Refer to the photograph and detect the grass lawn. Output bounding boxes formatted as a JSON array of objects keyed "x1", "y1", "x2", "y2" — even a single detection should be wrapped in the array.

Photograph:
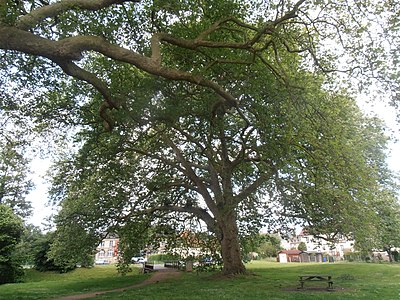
[
  {"x1": 0, "y1": 261, "x2": 399, "y2": 299},
  {"x1": 0, "y1": 265, "x2": 148, "y2": 300}
]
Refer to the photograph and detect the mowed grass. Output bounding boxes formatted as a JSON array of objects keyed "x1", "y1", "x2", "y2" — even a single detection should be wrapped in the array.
[
  {"x1": 1, "y1": 261, "x2": 399, "y2": 300},
  {"x1": 0, "y1": 265, "x2": 148, "y2": 300},
  {"x1": 96, "y1": 261, "x2": 400, "y2": 300}
]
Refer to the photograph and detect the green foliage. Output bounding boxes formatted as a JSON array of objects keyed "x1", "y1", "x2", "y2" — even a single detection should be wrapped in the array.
[
  {"x1": 34, "y1": 232, "x2": 76, "y2": 273},
  {"x1": 256, "y1": 234, "x2": 283, "y2": 258},
  {"x1": 0, "y1": 139, "x2": 33, "y2": 218},
  {"x1": 147, "y1": 253, "x2": 180, "y2": 262},
  {"x1": 392, "y1": 250, "x2": 399, "y2": 262},
  {"x1": 1, "y1": 262, "x2": 400, "y2": 299},
  {"x1": 297, "y1": 242, "x2": 307, "y2": 251},
  {"x1": 1, "y1": 0, "x2": 399, "y2": 275},
  {"x1": 0, "y1": 204, "x2": 24, "y2": 284},
  {"x1": 353, "y1": 189, "x2": 400, "y2": 258},
  {"x1": 13, "y1": 224, "x2": 44, "y2": 266},
  {"x1": 115, "y1": 259, "x2": 132, "y2": 276},
  {"x1": 0, "y1": 265, "x2": 145, "y2": 300}
]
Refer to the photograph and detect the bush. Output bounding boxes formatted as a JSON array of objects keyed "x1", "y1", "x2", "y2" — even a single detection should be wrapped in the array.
[
  {"x1": 392, "y1": 250, "x2": 399, "y2": 262},
  {"x1": 147, "y1": 253, "x2": 180, "y2": 262},
  {"x1": 297, "y1": 242, "x2": 307, "y2": 251},
  {"x1": 0, "y1": 204, "x2": 24, "y2": 284},
  {"x1": 34, "y1": 233, "x2": 76, "y2": 273},
  {"x1": 0, "y1": 261, "x2": 24, "y2": 284}
]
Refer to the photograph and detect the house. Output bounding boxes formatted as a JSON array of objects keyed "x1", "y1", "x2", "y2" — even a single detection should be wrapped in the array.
[
  {"x1": 277, "y1": 250, "x2": 308, "y2": 263},
  {"x1": 94, "y1": 235, "x2": 119, "y2": 264},
  {"x1": 283, "y1": 229, "x2": 355, "y2": 260}
]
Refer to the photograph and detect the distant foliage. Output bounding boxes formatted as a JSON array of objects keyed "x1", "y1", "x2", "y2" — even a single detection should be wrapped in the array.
[
  {"x1": 256, "y1": 234, "x2": 283, "y2": 258},
  {"x1": 13, "y1": 224, "x2": 44, "y2": 267},
  {"x1": 34, "y1": 233, "x2": 76, "y2": 273},
  {"x1": 297, "y1": 242, "x2": 307, "y2": 251},
  {"x1": 0, "y1": 204, "x2": 24, "y2": 284},
  {"x1": 147, "y1": 253, "x2": 180, "y2": 262}
]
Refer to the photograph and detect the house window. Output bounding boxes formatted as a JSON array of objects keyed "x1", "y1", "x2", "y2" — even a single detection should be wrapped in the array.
[
  {"x1": 100, "y1": 241, "x2": 105, "y2": 247},
  {"x1": 99, "y1": 250, "x2": 105, "y2": 257},
  {"x1": 109, "y1": 240, "x2": 114, "y2": 247},
  {"x1": 107, "y1": 250, "x2": 114, "y2": 257},
  {"x1": 340, "y1": 245, "x2": 344, "y2": 251}
]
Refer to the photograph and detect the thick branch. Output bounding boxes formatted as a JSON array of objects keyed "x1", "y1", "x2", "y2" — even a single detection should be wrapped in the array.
[
  {"x1": 0, "y1": 27, "x2": 239, "y2": 108},
  {"x1": 233, "y1": 164, "x2": 277, "y2": 205},
  {"x1": 57, "y1": 61, "x2": 119, "y2": 130},
  {"x1": 165, "y1": 138, "x2": 218, "y2": 215},
  {"x1": 16, "y1": 0, "x2": 139, "y2": 30},
  {"x1": 172, "y1": 126, "x2": 223, "y2": 199}
]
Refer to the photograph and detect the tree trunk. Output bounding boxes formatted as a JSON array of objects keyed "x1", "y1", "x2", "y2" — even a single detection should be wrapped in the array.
[
  {"x1": 218, "y1": 211, "x2": 246, "y2": 275},
  {"x1": 385, "y1": 248, "x2": 393, "y2": 262}
]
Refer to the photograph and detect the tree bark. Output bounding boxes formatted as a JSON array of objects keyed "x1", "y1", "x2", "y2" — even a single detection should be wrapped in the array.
[{"x1": 217, "y1": 211, "x2": 246, "y2": 275}]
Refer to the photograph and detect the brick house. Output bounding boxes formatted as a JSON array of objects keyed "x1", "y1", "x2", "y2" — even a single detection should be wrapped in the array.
[{"x1": 94, "y1": 235, "x2": 119, "y2": 264}]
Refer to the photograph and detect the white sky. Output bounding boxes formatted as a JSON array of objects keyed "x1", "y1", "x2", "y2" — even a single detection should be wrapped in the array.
[{"x1": 27, "y1": 158, "x2": 53, "y2": 228}]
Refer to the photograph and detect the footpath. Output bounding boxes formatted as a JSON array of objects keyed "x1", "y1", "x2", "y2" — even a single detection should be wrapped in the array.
[{"x1": 55, "y1": 268, "x2": 182, "y2": 300}]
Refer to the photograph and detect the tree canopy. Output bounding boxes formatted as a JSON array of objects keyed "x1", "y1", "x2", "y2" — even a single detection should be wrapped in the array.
[
  {"x1": 0, "y1": 119, "x2": 33, "y2": 218},
  {"x1": 0, "y1": 0, "x2": 399, "y2": 275}
]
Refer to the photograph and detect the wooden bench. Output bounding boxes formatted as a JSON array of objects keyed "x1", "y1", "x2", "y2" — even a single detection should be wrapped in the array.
[
  {"x1": 164, "y1": 261, "x2": 181, "y2": 269},
  {"x1": 299, "y1": 274, "x2": 333, "y2": 289},
  {"x1": 143, "y1": 263, "x2": 155, "y2": 273}
]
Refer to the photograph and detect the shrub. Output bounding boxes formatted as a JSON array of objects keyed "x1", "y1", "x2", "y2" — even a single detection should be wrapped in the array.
[
  {"x1": 0, "y1": 204, "x2": 24, "y2": 284},
  {"x1": 147, "y1": 253, "x2": 180, "y2": 262},
  {"x1": 34, "y1": 233, "x2": 76, "y2": 273}
]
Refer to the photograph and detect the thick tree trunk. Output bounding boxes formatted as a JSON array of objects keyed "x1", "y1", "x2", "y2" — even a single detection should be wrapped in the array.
[{"x1": 218, "y1": 211, "x2": 246, "y2": 275}]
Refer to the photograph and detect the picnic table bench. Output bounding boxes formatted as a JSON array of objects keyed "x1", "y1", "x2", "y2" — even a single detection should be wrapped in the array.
[{"x1": 299, "y1": 274, "x2": 333, "y2": 289}]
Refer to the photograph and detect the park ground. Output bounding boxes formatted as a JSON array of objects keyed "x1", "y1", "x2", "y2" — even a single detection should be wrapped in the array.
[{"x1": 0, "y1": 261, "x2": 399, "y2": 299}]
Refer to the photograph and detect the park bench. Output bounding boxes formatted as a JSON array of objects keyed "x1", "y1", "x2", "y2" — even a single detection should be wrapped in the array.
[
  {"x1": 143, "y1": 262, "x2": 155, "y2": 273},
  {"x1": 299, "y1": 274, "x2": 333, "y2": 290},
  {"x1": 164, "y1": 260, "x2": 181, "y2": 269}
]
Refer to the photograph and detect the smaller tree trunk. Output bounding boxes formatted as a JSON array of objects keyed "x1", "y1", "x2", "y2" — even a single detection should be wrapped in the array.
[{"x1": 385, "y1": 248, "x2": 394, "y2": 262}]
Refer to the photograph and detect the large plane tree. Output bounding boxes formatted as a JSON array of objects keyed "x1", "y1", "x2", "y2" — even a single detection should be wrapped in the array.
[{"x1": 0, "y1": 0, "x2": 398, "y2": 275}]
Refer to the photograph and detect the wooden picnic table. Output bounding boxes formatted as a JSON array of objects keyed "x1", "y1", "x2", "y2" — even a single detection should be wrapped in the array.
[{"x1": 299, "y1": 274, "x2": 333, "y2": 289}]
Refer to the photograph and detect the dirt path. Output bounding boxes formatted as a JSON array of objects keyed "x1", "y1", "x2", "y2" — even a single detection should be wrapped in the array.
[{"x1": 54, "y1": 269, "x2": 182, "y2": 300}]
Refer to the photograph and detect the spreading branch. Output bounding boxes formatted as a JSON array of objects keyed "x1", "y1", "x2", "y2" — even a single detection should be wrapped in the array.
[{"x1": 16, "y1": 0, "x2": 140, "y2": 30}]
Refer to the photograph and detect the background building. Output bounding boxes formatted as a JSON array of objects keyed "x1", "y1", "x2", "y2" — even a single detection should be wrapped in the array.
[
  {"x1": 94, "y1": 236, "x2": 119, "y2": 264},
  {"x1": 283, "y1": 229, "x2": 355, "y2": 260}
]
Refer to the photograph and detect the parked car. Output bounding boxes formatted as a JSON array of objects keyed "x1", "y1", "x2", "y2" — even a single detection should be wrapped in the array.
[
  {"x1": 95, "y1": 259, "x2": 110, "y2": 265},
  {"x1": 131, "y1": 256, "x2": 147, "y2": 264}
]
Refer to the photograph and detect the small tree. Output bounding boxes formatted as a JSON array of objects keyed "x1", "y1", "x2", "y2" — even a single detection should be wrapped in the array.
[
  {"x1": 297, "y1": 242, "x2": 307, "y2": 251},
  {"x1": 256, "y1": 234, "x2": 282, "y2": 258},
  {"x1": 34, "y1": 232, "x2": 76, "y2": 273},
  {"x1": 13, "y1": 224, "x2": 44, "y2": 267},
  {"x1": 0, "y1": 204, "x2": 24, "y2": 284}
]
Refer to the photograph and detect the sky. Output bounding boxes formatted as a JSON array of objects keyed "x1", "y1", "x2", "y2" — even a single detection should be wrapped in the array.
[
  {"x1": 27, "y1": 158, "x2": 54, "y2": 228},
  {"x1": 26, "y1": 100, "x2": 400, "y2": 228}
]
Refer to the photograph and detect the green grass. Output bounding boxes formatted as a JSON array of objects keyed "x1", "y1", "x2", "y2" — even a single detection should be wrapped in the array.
[
  {"x1": 1, "y1": 261, "x2": 399, "y2": 300},
  {"x1": 0, "y1": 265, "x2": 148, "y2": 300},
  {"x1": 95, "y1": 261, "x2": 400, "y2": 300}
]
